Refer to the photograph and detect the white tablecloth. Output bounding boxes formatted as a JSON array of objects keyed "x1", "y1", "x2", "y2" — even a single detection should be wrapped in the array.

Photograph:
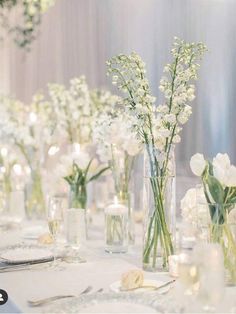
[{"x1": 0, "y1": 214, "x2": 236, "y2": 314}]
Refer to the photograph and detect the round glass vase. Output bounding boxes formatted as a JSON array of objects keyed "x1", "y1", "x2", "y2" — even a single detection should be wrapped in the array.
[
  {"x1": 143, "y1": 175, "x2": 176, "y2": 272},
  {"x1": 202, "y1": 203, "x2": 236, "y2": 286},
  {"x1": 25, "y1": 166, "x2": 45, "y2": 219}
]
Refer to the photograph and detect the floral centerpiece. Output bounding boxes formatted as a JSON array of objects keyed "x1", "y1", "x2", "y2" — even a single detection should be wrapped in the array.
[
  {"x1": 107, "y1": 37, "x2": 206, "y2": 270},
  {"x1": 93, "y1": 110, "x2": 141, "y2": 243},
  {"x1": 56, "y1": 151, "x2": 109, "y2": 209},
  {"x1": 0, "y1": 93, "x2": 54, "y2": 217},
  {"x1": 0, "y1": 0, "x2": 56, "y2": 49},
  {"x1": 48, "y1": 76, "x2": 93, "y2": 146},
  {"x1": 189, "y1": 153, "x2": 236, "y2": 284},
  {"x1": 0, "y1": 146, "x2": 18, "y2": 210}
]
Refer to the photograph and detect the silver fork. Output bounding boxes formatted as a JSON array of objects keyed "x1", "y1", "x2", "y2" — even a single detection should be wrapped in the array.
[{"x1": 28, "y1": 285, "x2": 93, "y2": 307}]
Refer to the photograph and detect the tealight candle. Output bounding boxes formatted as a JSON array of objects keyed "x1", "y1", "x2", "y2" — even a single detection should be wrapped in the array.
[
  {"x1": 105, "y1": 202, "x2": 128, "y2": 253},
  {"x1": 168, "y1": 254, "x2": 179, "y2": 277}
]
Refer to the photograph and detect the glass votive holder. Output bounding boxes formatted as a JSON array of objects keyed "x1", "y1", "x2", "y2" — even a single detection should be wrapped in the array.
[
  {"x1": 105, "y1": 202, "x2": 128, "y2": 253},
  {"x1": 168, "y1": 255, "x2": 179, "y2": 278},
  {"x1": 178, "y1": 252, "x2": 199, "y2": 295},
  {"x1": 193, "y1": 243, "x2": 225, "y2": 310}
]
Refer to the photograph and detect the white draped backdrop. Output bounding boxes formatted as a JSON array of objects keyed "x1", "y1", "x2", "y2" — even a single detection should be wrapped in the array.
[{"x1": 0, "y1": 0, "x2": 236, "y2": 171}]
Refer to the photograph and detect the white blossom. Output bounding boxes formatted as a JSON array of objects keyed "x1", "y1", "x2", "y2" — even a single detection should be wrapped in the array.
[{"x1": 190, "y1": 153, "x2": 206, "y2": 176}]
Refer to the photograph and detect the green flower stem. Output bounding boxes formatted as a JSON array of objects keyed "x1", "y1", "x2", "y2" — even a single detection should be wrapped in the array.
[
  {"x1": 143, "y1": 175, "x2": 174, "y2": 269},
  {"x1": 106, "y1": 215, "x2": 123, "y2": 245},
  {"x1": 70, "y1": 184, "x2": 87, "y2": 209}
]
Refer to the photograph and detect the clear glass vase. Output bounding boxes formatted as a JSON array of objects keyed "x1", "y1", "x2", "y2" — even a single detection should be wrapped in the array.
[
  {"x1": 105, "y1": 202, "x2": 128, "y2": 253},
  {"x1": 25, "y1": 166, "x2": 45, "y2": 219},
  {"x1": 69, "y1": 183, "x2": 87, "y2": 209},
  {"x1": 110, "y1": 145, "x2": 135, "y2": 244},
  {"x1": 69, "y1": 183, "x2": 88, "y2": 239},
  {"x1": 207, "y1": 203, "x2": 236, "y2": 286},
  {"x1": 143, "y1": 174, "x2": 176, "y2": 271}
]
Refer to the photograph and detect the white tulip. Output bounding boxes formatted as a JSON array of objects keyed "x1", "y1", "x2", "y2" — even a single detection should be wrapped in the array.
[
  {"x1": 73, "y1": 151, "x2": 90, "y2": 170},
  {"x1": 213, "y1": 153, "x2": 231, "y2": 185},
  {"x1": 225, "y1": 165, "x2": 236, "y2": 187},
  {"x1": 190, "y1": 153, "x2": 206, "y2": 176}
]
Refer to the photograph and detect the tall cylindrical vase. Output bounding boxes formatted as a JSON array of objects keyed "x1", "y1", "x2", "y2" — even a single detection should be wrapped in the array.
[
  {"x1": 143, "y1": 175, "x2": 176, "y2": 271},
  {"x1": 25, "y1": 166, "x2": 45, "y2": 219},
  {"x1": 110, "y1": 145, "x2": 135, "y2": 244},
  {"x1": 69, "y1": 183, "x2": 88, "y2": 239}
]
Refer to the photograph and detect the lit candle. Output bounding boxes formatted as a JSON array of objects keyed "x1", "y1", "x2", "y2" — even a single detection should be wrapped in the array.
[{"x1": 168, "y1": 254, "x2": 179, "y2": 277}]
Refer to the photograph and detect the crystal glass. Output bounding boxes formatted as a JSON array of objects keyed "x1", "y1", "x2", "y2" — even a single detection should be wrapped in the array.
[
  {"x1": 64, "y1": 208, "x2": 86, "y2": 262},
  {"x1": 193, "y1": 243, "x2": 225, "y2": 311},
  {"x1": 47, "y1": 196, "x2": 63, "y2": 267},
  {"x1": 178, "y1": 252, "x2": 199, "y2": 295},
  {"x1": 105, "y1": 202, "x2": 128, "y2": 253}
]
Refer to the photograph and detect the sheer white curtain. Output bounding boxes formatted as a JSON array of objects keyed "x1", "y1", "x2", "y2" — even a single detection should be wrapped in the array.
[{"x1": 0, "y1": 0, "x2": 236, "y2": 170}]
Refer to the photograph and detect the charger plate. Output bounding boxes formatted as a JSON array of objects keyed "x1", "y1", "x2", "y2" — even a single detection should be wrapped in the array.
[
  {"x1": 0, "y1": 244, "x2": 53, "y2": 265},
  {"x1": 44, "y1": 292, "x2": 165, "y2": 313}
]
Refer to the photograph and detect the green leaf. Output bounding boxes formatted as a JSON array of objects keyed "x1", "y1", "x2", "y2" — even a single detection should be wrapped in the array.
[
  {"x1": 87, "y1": 166, "x2": 110, "y2": 183},
  {"x1": 204, "y1": 175, "x2": 224, "y2": 204},
  {"x1": 84, "y1": 158, "x2": 93, "y2": 179}
]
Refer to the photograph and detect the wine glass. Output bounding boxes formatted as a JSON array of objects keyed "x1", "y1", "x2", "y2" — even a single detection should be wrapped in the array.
[{"x1": 47, "y1": 196, "x2": 63, "y2": 267}]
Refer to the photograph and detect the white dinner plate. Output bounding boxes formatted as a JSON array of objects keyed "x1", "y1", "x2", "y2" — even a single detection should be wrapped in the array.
[
  {"x1": 0, "y1": 244, "x2": 53, "y2": 264},
  {"x1": 110, "y1": 279, "x2": 170, "y2": 294}
]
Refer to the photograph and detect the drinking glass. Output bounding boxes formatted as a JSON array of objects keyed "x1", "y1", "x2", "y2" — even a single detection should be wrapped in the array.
[{"x1": 47, "y1": 196, "x2": 63, "y2": 267}]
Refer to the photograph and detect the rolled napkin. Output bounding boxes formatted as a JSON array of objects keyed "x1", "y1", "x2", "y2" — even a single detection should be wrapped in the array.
[
  {"x1": 38, "y1": 233, "x2": 53, "y2": 245},
  {"x1": 121, "y1": 269, "x2": 144, "y2": 290}
]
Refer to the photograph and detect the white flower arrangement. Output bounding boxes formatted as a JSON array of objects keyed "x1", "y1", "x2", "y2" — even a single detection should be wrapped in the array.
[
  {"x1": 0, "y1": 93, "x2": 54, "y2": 168},
  {"x1": 48, "y1": 76, "x2": 93, "y2": 145},
  {"x1": 107, "y1": 37, "x2": 207, "y2": 269},
  {"x1": 182, "y1": 153, "x2": 236, "y2": 226},
  {"x1": 55, "y1": 150, "x2": 109, "y2": 209},
  {"x1": 93, "y1": 111, "x2": 141, "y2": 163},
  {"x1": 186, "y1": 152, "x2": 236, "y2": 283},
  {"x1": 107, "y1": 38, "x2": 207, "y2": 174}
]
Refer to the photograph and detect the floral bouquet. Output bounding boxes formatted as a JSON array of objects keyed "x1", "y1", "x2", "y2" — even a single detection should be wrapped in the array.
[
  {"x1": 94, "y1": 110, "x2": 141, "y2": 243},
  {"x1": 107, "y1": 37, "x2": 206, "y2": 270},
  {"x1": 0, "y1": 93, "x2": 54, "y2": 217},
  {"x1": 56, "y1": 151, "x2": 109, "y2": 210},
  {"x1": 189, "y1": 153, "x2": 236, "y2": 284},
  {"x1": 48, "y1": 76, "x2": 92, "y2": 146}
]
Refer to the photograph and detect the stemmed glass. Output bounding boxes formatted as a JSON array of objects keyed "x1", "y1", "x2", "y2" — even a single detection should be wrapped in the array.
[{"x1": 47, "y1": 196, "x2": 63, "y2": 267}]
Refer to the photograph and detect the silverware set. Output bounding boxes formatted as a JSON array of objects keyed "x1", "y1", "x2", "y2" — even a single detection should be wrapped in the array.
[
  {"x1": 0, "y1": 257, "x2": 56, "y2": 273},
  {"x1": 28, "y1": 286, "x2": 103, "y2": 307},
  {"x1": 27, "y1": 279, "x2": 175, "y2": 307}
]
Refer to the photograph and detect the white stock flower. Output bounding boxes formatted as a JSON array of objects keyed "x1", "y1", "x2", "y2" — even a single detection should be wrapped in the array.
[
  {"x1": 190, "y1": 153, "x2": 206, "y2": 176},
  {"x1": 123, "y1": 137, "x2": 141, "y2": 156}
]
